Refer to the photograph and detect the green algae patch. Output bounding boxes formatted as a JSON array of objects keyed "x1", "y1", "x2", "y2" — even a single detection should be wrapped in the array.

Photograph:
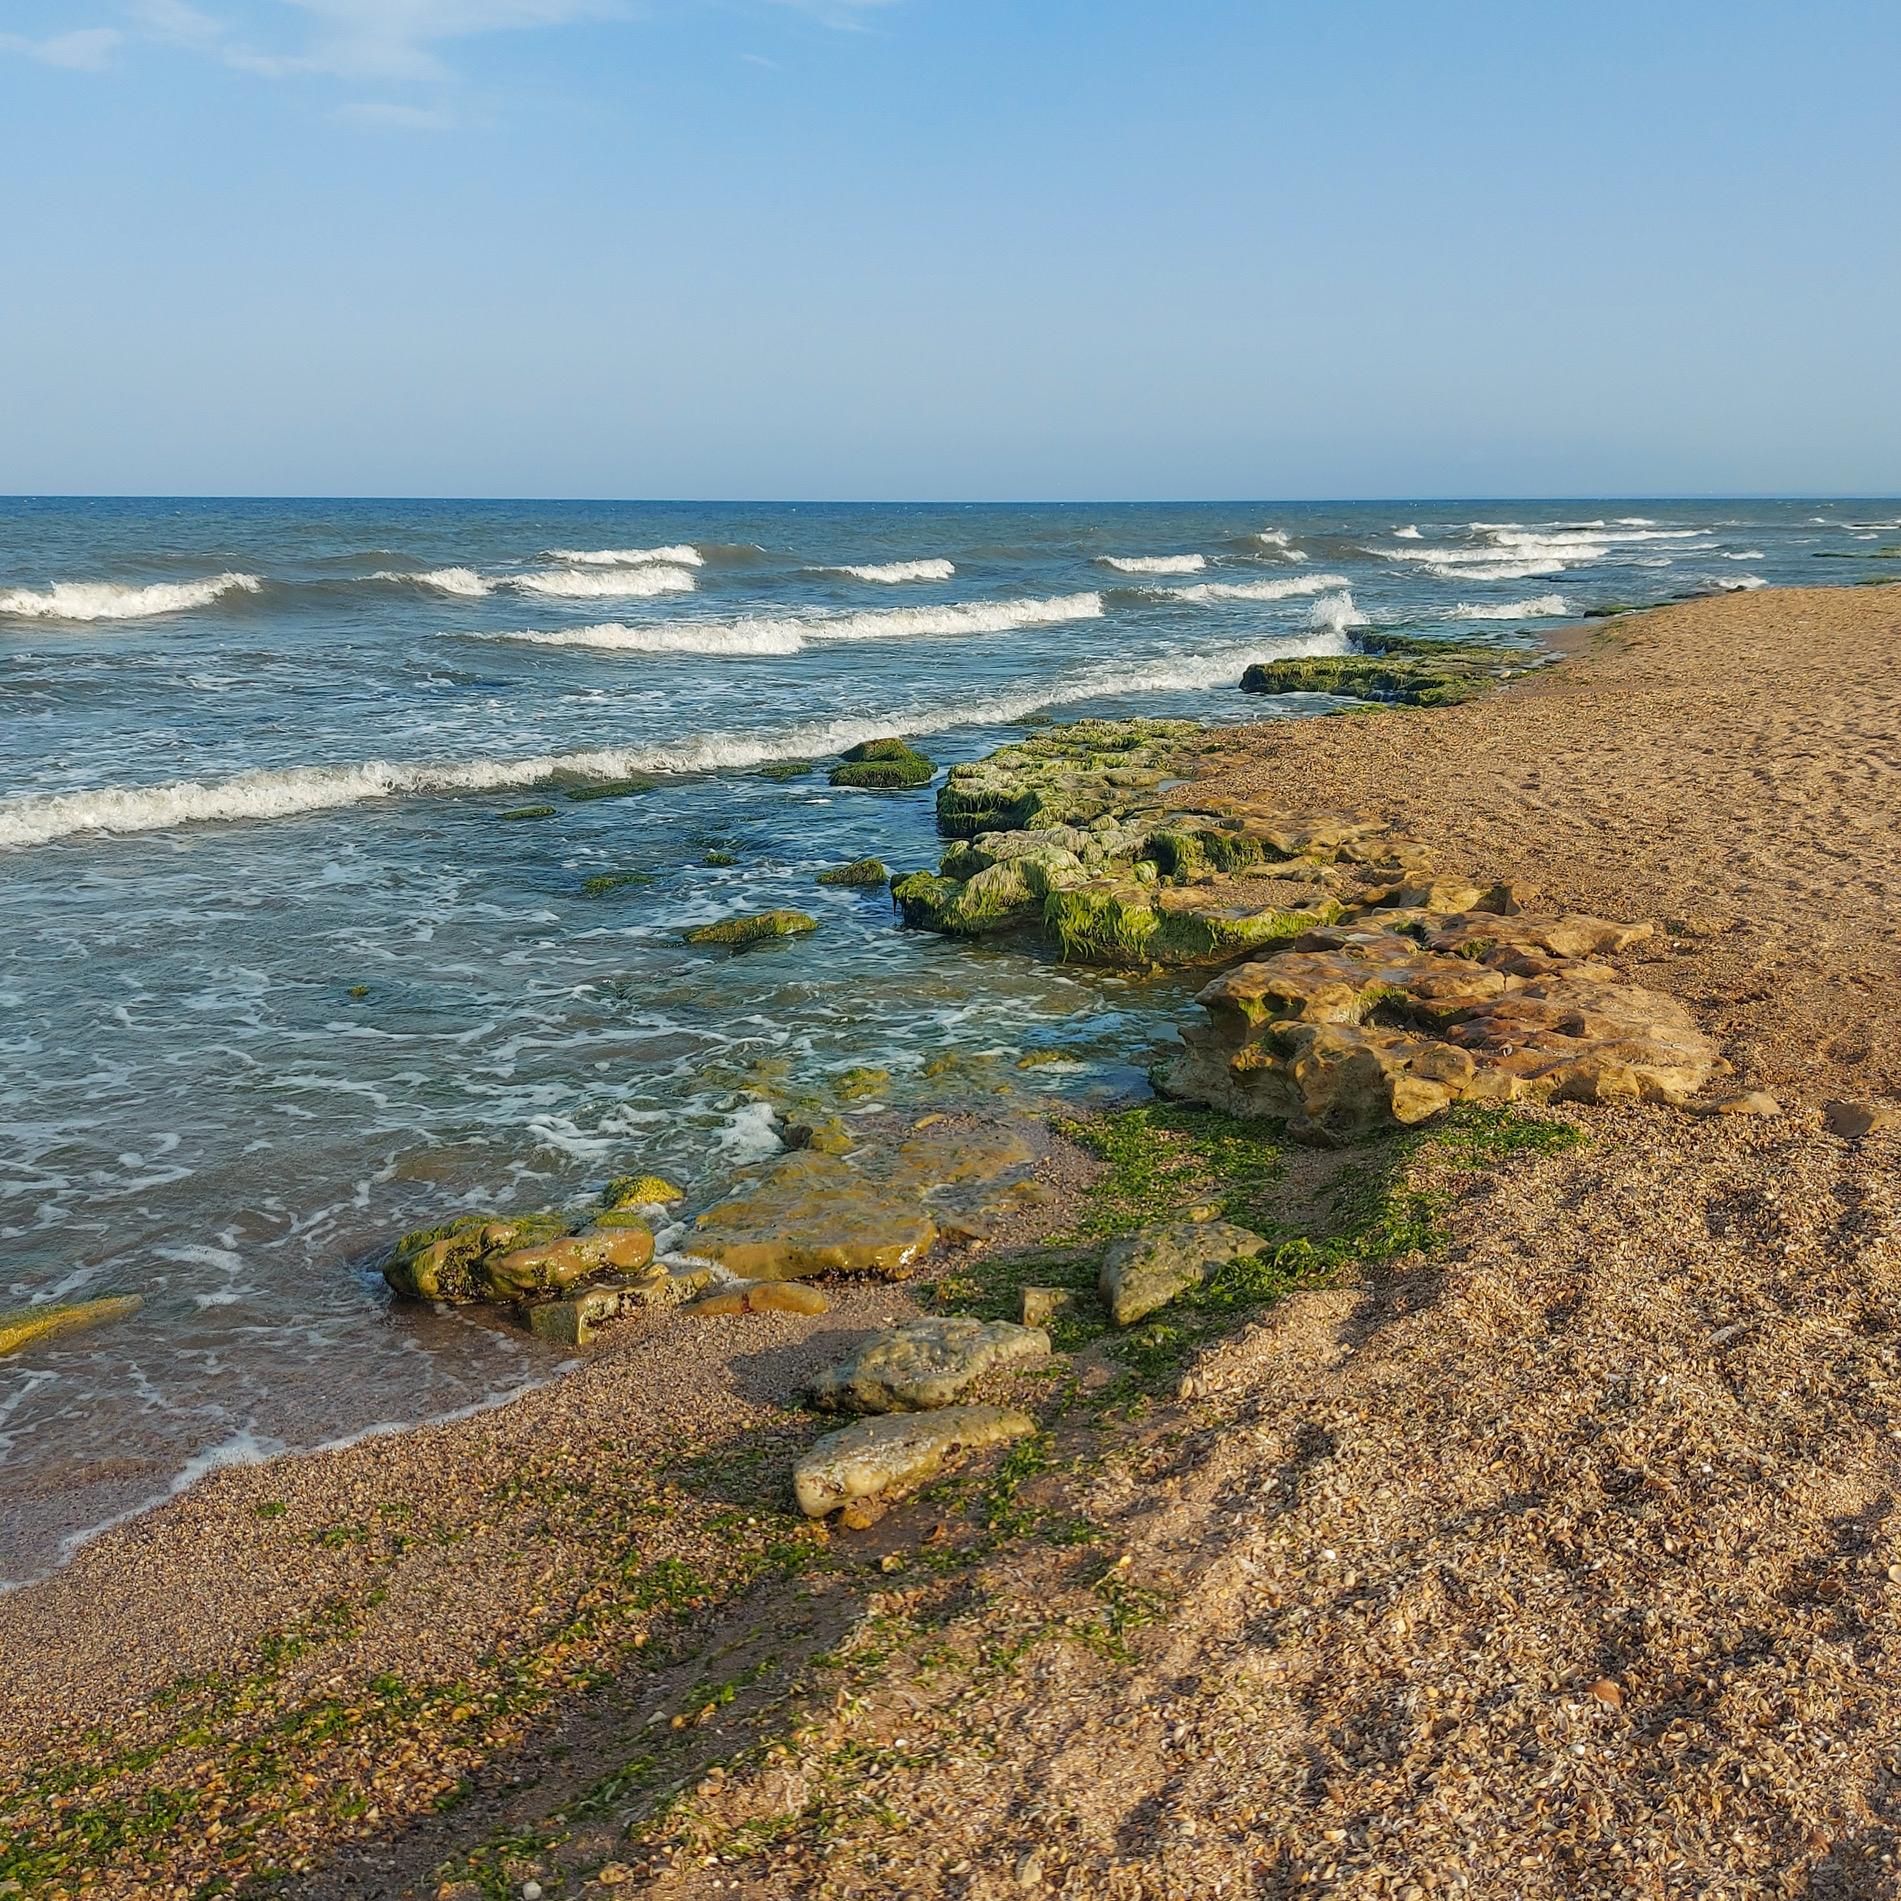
[
  {"x1": 581, "y1": 870, "x2": 656, "y2": 898},
  {"x1": 602, "y1": 1173, "x2": 686, "y2": 1210},
  {"x1": 829, "y1": 738, "x2": 936, "y2": 790},
  {"x1": 1044, "y1": 881, "x2": 1338, "y2": 969},
  {"x1": 1240, "y1": 655, "x2": 1486, "y2": 707},
  {"x1": 702, "y1": 848, "x2": 739, "y2": 866},
  {"x1": 498, "y1": 803, "x2": 558, "y2": 822},
  {"x1": 682, "y1": 910, "x2": 819, "y2": 949},
  {"x1": 383, "y1": 1212, "x2": 571, "y2": 1303},
  {"x1": 563, "y1": 776, "x2": 657, "y2": 802},
  {"x1": 817, "y1": 857, "x2": 889, "y2": 888}
]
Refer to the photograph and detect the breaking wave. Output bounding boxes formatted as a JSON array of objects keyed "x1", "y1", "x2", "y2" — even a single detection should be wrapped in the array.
[
  {"x1": 0, "y1": 630, "x2": 1346, "y2": 849},
  {"x1": 1163, "y1": 573, "x2": 1349, "y2": 605},
  {"x1": 1447, "y1": 593, "x2": 1569, "y2": 620},
  {"x1": 818, "y1": 559, "x2": 956, "y2": 584},
  {"x1": 484, "y1": 591, "x2": 1104, "y2": 657},
  {"x1": 1307, "y1": 590, "x2": 1364, "y2": 635},
  {"x1": 543, "y1": 545, "x2": 704, "y2": 567},
  {"x1": 0, "y1": 574, "x2": 263, "y2": 621},
  {"x1": 385, "y1": 566, "x2": 697, "y2": 599},
  {"x1": 1098, "y1": 553, "x2": 1206, "y2": 575}
]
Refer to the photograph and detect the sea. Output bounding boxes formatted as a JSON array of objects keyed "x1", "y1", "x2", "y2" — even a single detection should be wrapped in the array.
[{"x1": 3, "y1": 496, "x2": 1895, "y2": 1585}]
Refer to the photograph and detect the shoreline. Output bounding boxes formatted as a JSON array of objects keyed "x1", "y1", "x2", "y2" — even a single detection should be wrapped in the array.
[{"x1": 5, "y1": 583, "x2": 1899, "y2": 1898}]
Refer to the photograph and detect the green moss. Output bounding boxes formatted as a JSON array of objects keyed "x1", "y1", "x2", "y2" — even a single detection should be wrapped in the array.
[
  {"x1": 563, "y1": 776, "x2": 657, "y2": 802},
  {"x1": 1043, "y1": 883, "x2": 1335, "y2": 968},
  {"x1": 382, "y1": 1212, "x2": 570, "y2": 1303},
  {"x1": 497, "y1": 804, "x2": 557, "y2": 821},
  {"x1": 1239, "y1": 656, "x2": 1491, "y2": 707},
  {"x1": 702, "y1": 849, "x2": 738, "y2": 866},
  {"x1": 842, "y1": 737, "x2": 926, "y2": 763},
  {"x1": 829, "y1": 755, "x2": 936, "y2": 790},
  {"x1": 681, "y1": 910, "x2": 818, "y2": 948},
  {"x1": 601, "y1": 1173, "x2": 685, "y2": 1210},
  {"x1": 752, "y1": 757, "x2": 816, "y2": 782},
  {"x1": 816, "y1": 857, "x2": 889, "y2": 887},
  {"x1": 580, "y1": 870, "x2": 656, "y2": 898}
]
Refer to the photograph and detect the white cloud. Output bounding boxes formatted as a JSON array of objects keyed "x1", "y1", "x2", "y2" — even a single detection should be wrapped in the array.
[
  {"x1": 335, "y1": 97, "x2": 458, "y2": 129},
  {"x1": 0, "y1": 26, "x2": 125, "y2": 68},
  {"x1": 264, "y1": 0, "x2": 621, "y2": 82}
]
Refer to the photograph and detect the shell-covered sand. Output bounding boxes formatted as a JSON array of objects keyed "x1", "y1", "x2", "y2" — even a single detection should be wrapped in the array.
[{"x1": 2, "y1": 586, "x2": 1897, "y2": 1899}]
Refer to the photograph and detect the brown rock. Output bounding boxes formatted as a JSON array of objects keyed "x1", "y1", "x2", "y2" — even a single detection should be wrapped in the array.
[
  {"x1": 1822, "y1": 1098, "x2": 1901, "y2": 1138},
  {"x1": 682, "y1": 1280, "x2": 832, "y2": 1317}
]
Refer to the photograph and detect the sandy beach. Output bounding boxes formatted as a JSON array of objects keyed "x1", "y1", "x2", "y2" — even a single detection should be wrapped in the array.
[{"x1": 4, "y1": 583, "x2": 1899, "y2": 1901}]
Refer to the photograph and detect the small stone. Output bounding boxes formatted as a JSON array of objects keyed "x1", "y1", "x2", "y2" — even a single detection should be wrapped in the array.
[
  {"x1": 1019, "y1": 1285, "x2": 1076, "y2": 1327},
  {"x1": 1823, "y1": 1098, "x2": 1901, "y2": 1138},
  {"x1": 682, "y1": 910, "x2": 818, "y2": 949},
  {"x1": 1693, "y1": 1090, "x2": 1782, "y2": 1118},
  {"x1": 1015, "y1": 1849, "x2": 1045, "y2": 1887},
  {"x1": 521, "y1": 1882, "x2": 543, "y2": 1901},
  {"x1": 1586, "y1": 1677, "x2": 1625, "y2": 1710}
]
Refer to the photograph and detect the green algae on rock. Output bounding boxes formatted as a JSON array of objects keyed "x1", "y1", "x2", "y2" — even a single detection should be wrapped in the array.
[
  {"x1": 1099, "y1": 1220, "x2": 1268, "y2": 1326},
  {"x1": 382, "y1": 1212, "x2": 655, "y2": 1304},
  {"x1": 562, "y1": 776, "x2": 657, "y2": 802},
  {"x1": 601, "y1": 1173, "x2": 686, "y2": 1210},
  {"x1": 809, "y1": 1316, "x2": 1051, "y2": 1414},
  {"x1": 1240, "y1": 634, "x2": 1523, "y2": 708},
  {"x1": 498, "y1": 804, "x2": 558, "y2": 822},
  {"x1": 793, "y1": 1404, "x2": 1036, "y2": 1525},
  {"x1": 580, "y1": 870, "x2": 656, "y2": 898},
  {"x1": 828, "y1": 737, "x2": 937, "y2": 790},
  {"x1": 682, "y1": 910, "x2": 818, "y2": 948},
  {"x1": 816, "y1": 857, "x2": 890, "y2": 887},
  {"x1": 0, "y1": 1293, "x2": 143, "y2": 1360}
]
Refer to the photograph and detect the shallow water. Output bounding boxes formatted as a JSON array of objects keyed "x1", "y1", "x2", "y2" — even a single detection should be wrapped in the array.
[{"x1": 1, "y1": 496, "x2": 1893, "y2": 1582}]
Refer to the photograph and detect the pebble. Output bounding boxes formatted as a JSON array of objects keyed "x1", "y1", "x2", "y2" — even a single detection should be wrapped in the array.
[{"x1": 1016, "y1": 1848, "x2": 1045, "y2": 1887}]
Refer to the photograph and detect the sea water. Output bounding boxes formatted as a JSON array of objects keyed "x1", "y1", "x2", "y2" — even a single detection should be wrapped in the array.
[{"x1": 2, "y1": 496, "x2": 1893, "y2": 1582}]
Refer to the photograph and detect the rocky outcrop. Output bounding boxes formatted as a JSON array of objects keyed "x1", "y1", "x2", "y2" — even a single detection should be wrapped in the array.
[
  {"x1": 1165, "y1": 907, "x2": 1721, "y2": 1140},
  {"x1": 809, "y1": 1317, "x2": 1050, "y2": 1413},
  {"x1": 1099, "y1": 1221, "x2": 1268, "y2": 1326},
  {"x1": 0, "y1": 1292, "x2": 143, "y2": 1359},
  {"x1": 682, "y1": 910, "x2": 818, "y2": 949},
  {"x1": 384, "y1": 1212, "x2": 654, "y2": 1304},
  {"x1": 816, "y1": 857, "x2": 890, "y2": 888},
  {"x1": 794, "y1": 1405, "x2": 1036, "y2": 1526},
  {"x1": 685, "y1": 1118, "x2": 1041, "y2": 1282},
  {"x1": 1241, "y1": 633, "x2": 1530, "y2": 707}
]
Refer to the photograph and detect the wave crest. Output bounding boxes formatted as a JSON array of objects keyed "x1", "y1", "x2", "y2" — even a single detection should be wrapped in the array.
[
  {"x1": 1097, "y1": 553, "x2": 1206, "y2": 575},
  {"x1": 1447, "y1": 593, "x2": 1568, "y2": 620},
  {"x1": 0, "y1": 574, "x2": 263, "y2": 622},
  {"x1": 819, "y1": 559, "x2": 956, "y2": 584},
  {"x1": 543, "y1": 545, "x2": 704, "y2": 567},
  {"x1": 1163, "y1": 573, "x2": 1349, "y2": 605}
]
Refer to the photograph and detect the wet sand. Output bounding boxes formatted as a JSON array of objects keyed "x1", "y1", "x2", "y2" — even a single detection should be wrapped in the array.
[{"x1": 3, "y1": 585, "x2": 1898, "y2": 1899}]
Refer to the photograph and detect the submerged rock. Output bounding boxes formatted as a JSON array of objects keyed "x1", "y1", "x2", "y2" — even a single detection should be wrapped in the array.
[
  {"x1": 794, "y1": 1405, "x2": 1035, "y2": 1525},
  {"x1": 810, "y1": 1317, "x2": 1051, "y2": 1413},
  {"x1": 829, "y1": 738, "x2": 936, "y2": 790},
  {"x1": 384, "y1": 1212, "x2": 653, "y2": 1304},
  {"x1": 682, "y1": 910, "x2": 819, "y2": 948},
  {"x1": 1100, "y1": 1221, "x2": 1267, "y2": 1326},
  {"x1": 816, "y1": 857, "x2": 890, "y2": 888},
  {"x1": 563, "y1": 776, "x2": 657, "y2": 802},
  {"x1": 0, "y1": 1292, "x2": 143, "y2": 1359},
  {"x1": 498, "y1": 804, "x2": 557, "y2": 822}
]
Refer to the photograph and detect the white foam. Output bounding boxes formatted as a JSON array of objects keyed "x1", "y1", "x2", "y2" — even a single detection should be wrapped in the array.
[
  {"x1": 1098, "y1": 553, "x2": 1206, "y2": 575},
  {"x1": 1306, "y1": 590, "x2": 1363, "y2": 635},
  {"x1": 511, "y1": 566, "x2": 698, "y2": 599},
  {"x1": 1716, "y1": 574, "x2": 1767, "y2": 590},
  {"x1": 498, "y1": 621, "x2": 806, "y2": 657},
  {"x1": 1253, "y1": 529, "x2": 1308, "y2": 561},
  {"x1": 1165, "y1": 573, "x2": 1350, "y2": 605},
  {"x1": 544, "y1": 545, "x2": 704, "y2": 567},
  {"x1": 0, "y1": 574, "x2": 262, "y2": 621},
  {"x1": 1725, "y1": 551, "x2": 1765, "y2": 560},
  {"x1": 394, "y1": 566, "x2": 492, "y2": 596},
  {"x1": 1, "y1": 625, "x2": 1344, "y2": 849},
  {"x1": 1393, "y1": 525, "x2": 1423, "y2": 540},
  {"x1": 819, "y1": 559, "x2": 956, "y2": 584},
  {"x1": 1447, "y1": 593, "x2": 1569, "y2": 620}
]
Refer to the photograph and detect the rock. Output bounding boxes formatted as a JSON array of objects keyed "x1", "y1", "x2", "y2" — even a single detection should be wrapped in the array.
[
  {"x1": 683, "y1": 1280, "x2": 832, "y2": 1317},
  {"x1": 0, "y1": 1292, "x2": 143, "y2": 1359},
  {"x1": 1099, "y1": 1220, "x2": 1267, "y2": 1326},
  {"x1": 383, "y1": 1212, "x2": 570, "y2": 1303},
  {"x1": 783, "y1": 1113, "x2": 855, "y2": 1156},
  {"x1": 1822, "y1": 1099, "x2": 1901, "y2": 1138},
  {"x1": 1427, "y1": 912, "x2": 1655, "y2": 965},
  {"x1": 683, "y1": 910, "x2": 818, "y2": 948},
  {"x1": 498, "y1": 804, "x2": 557, "y2": 821},
  {"x1": 794, "y1": 1405, "x2": 1036, "y2": 1524},
  {"x1": 1019, "y1": 1286, "x2": 1077, "y2": 1327},
  {"x1": 1692, "y1": 1090, "x2": 1783, "y2": 1119},
  {"x1": 810, "y1": 1317, "x2": 1051, "y2": 1413},
  {"x1": 816, "y1": 857, "x2": 889, "y2": 887},
  {"x1": 480, "y1": 1224, "x2": 655, "y2": 1300},
  {"x1": 581, "y1": 870, "x2": 656, "y2": 898},
  {"x1": 1044, "y1": 875, "x2": 1344, "y2": 969},
  {"x1": 522, "y1": 1281, "x2": 640, "y2": 1347},
  {"x1": 563, "y1": 776, "x2": 656, "y2": 802},
  {"x1": 601, "y1": 1173, "x2": 685, "y2": 1210},
  {"x1": 829, "y1": 739, "x2": 936, "y2": 790}
]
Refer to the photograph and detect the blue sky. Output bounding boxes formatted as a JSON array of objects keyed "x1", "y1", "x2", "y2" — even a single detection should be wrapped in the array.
[{"x1": 3, "y1": 0, "x2": 1897, "y2": 499}]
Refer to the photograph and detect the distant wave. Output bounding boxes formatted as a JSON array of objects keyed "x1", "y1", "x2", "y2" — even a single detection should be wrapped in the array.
[
  {"x1": 1725, "y1": 551, "x2": 1765, "y2": 561},
  {"x1": 385, "y1": 565, "x2": 698, "y2": 600},
  {"x1": 544, "y1": 545, "x2": 704, "y2": 567},
  {"x1": 1716, "y1": 574, "x2": 1767, "y2": 591},
  {"x1": 1379, "y1": 523, "x2": 1709, "y2": 583},
  {"x1": 1098, "y1": 553, "x2": 1206, "y2": 575},
  {"x1": 1393, "y1": 525, "x2": 1423, "y2": 540},
  {"x1": 0, "y1": 628, "x2": 1347, "y2": 849},
  {"x1": 1447, "y1": 593, "x2": 1569, "y2": 620},
  {"x1": 818, "y1": 559, "x2": 956, "y2": 584},
  {"x1": 1162, "y1": 573, "x2": 1349, "y2": 605},
  {"x1": 484, "y1": 591, "x2": 1104, "y2": 657},
  {"x1": 0, "y1": 574, "x2": 262, "y2": 622}
]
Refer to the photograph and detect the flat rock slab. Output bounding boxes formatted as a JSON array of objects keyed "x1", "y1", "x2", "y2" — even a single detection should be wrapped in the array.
[
  {"x1": 1100, "y1": 1220, "x2": 1267, "y2": 1327},
  {"x1": 794, "y1": 1405, "x2": 1036, "y2": 1526},
  {"x1": 0, "y1": 1293, "x2": 143, "y2": 1359},
  {"x1": 810, "y1": 1317, "x2": 1051, "y2": 1413},
  {"x1": 683, "y1": 1280, "x2": 832, "y2": 1317}
]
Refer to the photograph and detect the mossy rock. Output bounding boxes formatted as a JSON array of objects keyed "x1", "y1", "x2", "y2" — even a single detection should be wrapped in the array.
[
  {"x1": 683, "y1": 910, "x2": 819, "y2": 948},
  {"x1": 1239, "y1": 656, "x2": 1490, "y2": 707},
  {"x1": 703, "y1": 848, "x2": 738, "y2": 866},
  {"x1": 829, "y1": 739, "x2": 936, "y2": 791},
  {"x1": 498, "y1": 804, "x2": 558, "y2": 822},
  {"x1": 564, "y1": 776, "x2": 657, "y2": 802},
  {"x1": 384, "y1": 1212, "x2": 570, "y2": 1303},
  {"x1": 581, "y1": 870, "x2": 656, "y2": 898},
  {"x1": 1044, "y1": 879, "x2": 1341, "y2": 969},
  {"x1": 0, "y1": 1293, "x2": 143, "y2": 1359},
  {"x1": 601, "y1": 1173, "x2": 686, "y2": 1210},
  {"x1": 817, "y1": 857, "x2": 890, "y2": 888}
]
